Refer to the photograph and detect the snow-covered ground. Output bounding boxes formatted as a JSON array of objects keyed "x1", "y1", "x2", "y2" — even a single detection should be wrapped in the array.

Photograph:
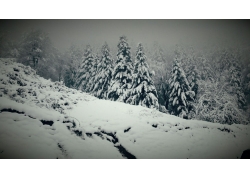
[{"x1": 0, "y1": 58, "x2": 250, "y2": 159}]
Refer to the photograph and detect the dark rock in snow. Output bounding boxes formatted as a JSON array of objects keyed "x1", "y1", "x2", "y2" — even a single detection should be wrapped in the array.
[
  {"x1": 124, "y1": 127, "x2": 131, "y2": 133},
  {"x1": 218, "y1": 127, "x2": 232, "y2": 133},
  {"x1": 152, "y1": 124, "x2": 157, "y2": 128},
  {"x1": 13, "y1": 68, "x2": 19, "y2": 72},
  {"x1": 72, "y1": 129, "x2": 82, "y2": 136},
  {"x1": 0, "y1": 108, "x2": 24, "y2": 114},
  {"x1": 99, "y1": 130, "x2": 136, "y2": 159},
  {"x1": 40, "y1": 120, "x2": 54, "y2": 126},
  {"x1": 86, "y1": 133, "x2": 92, "y2": 137},
  {"x1": 241, "y1": 149, "x2": 250, "y2": 159}
]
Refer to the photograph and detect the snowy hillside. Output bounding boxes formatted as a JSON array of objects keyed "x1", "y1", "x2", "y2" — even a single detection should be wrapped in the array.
[{"x1": 0, "y1": 58, "x2": 250, "y2": 159}]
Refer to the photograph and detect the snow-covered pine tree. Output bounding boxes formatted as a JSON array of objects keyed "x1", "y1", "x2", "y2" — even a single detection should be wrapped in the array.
[
  {"x1": 168, "y1": 54, "x2": 194, "y2": 119},
  {"x1": 124, "y1": 43, "x2": 159, "y2": 109},
  {"x1": 74, "y1": 44, "x2": 95, "y2": 92},
  {"x1": 187, "y1": 65, "x2": 200, "y2": 99},
  {"x1": 229, "y1": 61, "x2": 247, "y2": 109},
  {"x1": 85, "y1": 52, "x2": 99, "y2": 93},
  {"x1": 179, "y1": 46, "x2": 200, "y2": 98},
  {"x1": 185, "y1": 65, "x2": 200, "y2": 119},
  {"x1": 91, "y1": 42, "x2": 114, "y2": 99},
  {"x1": 107, "y1": 36, "x2": 134, "y2": 101},
  {"x1": 63, "y1": 45, "x2": 82, "y2": 88}
]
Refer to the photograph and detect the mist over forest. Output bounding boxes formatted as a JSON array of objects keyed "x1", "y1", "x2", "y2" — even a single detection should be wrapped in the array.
[{"x1": 1, "y1": 19, "x2": 250, "y2": 124}]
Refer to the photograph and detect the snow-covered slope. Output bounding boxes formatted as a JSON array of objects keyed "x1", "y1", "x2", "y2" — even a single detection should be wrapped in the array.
[{"x1": 0, "y1": 58, "x2": 249, "y2": 159}]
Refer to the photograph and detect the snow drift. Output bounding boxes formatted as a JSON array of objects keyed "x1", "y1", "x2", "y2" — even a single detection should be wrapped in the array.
[{"x1": 0, "y1": 58, "x2": 249, "y2": 159}]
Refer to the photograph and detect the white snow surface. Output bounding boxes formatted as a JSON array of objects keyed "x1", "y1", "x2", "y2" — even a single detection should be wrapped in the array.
[{"x1": 0, "y1": 58, "x2": 250, "y2": 159}]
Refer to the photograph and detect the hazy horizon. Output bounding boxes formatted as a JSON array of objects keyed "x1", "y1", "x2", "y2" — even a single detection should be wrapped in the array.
[{"x1": 1, "y1": 19, "x2": 250, "y2": 52}]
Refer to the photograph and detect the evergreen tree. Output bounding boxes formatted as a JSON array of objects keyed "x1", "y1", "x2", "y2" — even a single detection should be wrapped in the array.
[
  {"x1": 86, "y1": 52, "x2": 100, "y2": 92},
  {"x1": 124, "y1": 43, "x2": 159, "y2": 109},
  {"x1": 147, "y1": 42, "x2": 173, "y2": 108},
  {"x1": 91, "y1": 42, "x2": 114, "y2": 99},
  {"x1": 63, "y1": 44, "x2": 82, "y2": 88},
  {"x1": 187, "y1": 65, "x2": 200, "y2": 99},
  {"x1": 229, "y1": 61, "x2": 247, "y2": 109},
  {"x1": 18, "y1": 29, "x2": 51, "y2": 70},
  {"x1": 18, "y1": 29, "x2": 61, "y2": 81},
  {"x1": 168, "y1": 55, "x2": 194, "y2": 119},
  {"x1": 50, "y1": 47, "x2": 64, "y2": 82},
  {"x1": 75, "y1": 44, "x2": 95, "y2": 92},
  {"x1": 107, "y1": 36, "x2": 134, "y2": 101}
]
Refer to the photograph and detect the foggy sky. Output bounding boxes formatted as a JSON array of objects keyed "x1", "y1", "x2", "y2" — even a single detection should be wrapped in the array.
[{"x1": 1, "y1": 19, "x2": 250, "y2": 51}]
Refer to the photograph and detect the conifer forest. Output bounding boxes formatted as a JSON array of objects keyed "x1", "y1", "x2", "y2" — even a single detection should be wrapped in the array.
[{"x1": 1, "y1": 20, "x2": 250, "y2": 126}]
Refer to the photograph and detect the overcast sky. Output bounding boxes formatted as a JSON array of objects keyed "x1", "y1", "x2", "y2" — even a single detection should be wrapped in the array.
[{"x1": 1, "y1": 19, "x2": 250, "y2": 51}]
